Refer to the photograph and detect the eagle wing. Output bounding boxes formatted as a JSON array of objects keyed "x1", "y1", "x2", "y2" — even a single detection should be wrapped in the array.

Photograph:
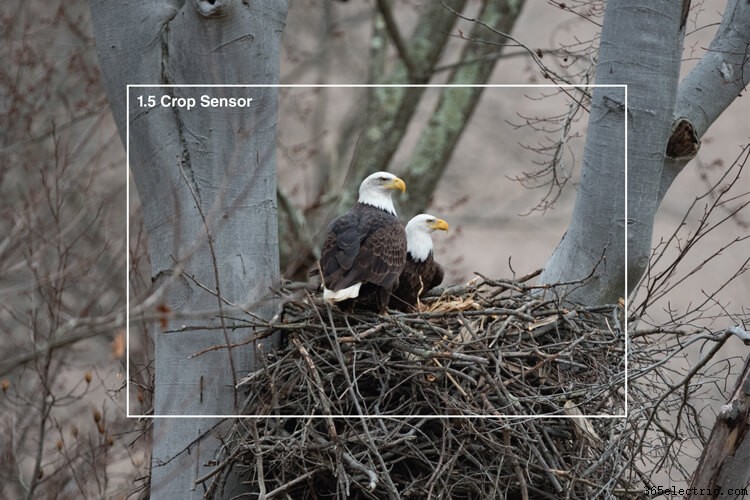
[
  {"x1": 320, "y1": 208, "x2": 406, "y2": 292},
  {"x1": 320, "y1": 215, "x2": 360, "y2": 283},
  {"x1": 352, "y1": 222, "x2": 406, "y2": 290},
  {"x1": 426, "y1": 259, "x2": 444, "y2": 290},
  {"x1": 390, "y1": 255, "x2": 444, "y2": 311}
]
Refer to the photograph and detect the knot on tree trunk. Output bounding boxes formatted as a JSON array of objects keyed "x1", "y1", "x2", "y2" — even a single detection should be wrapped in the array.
[
  {"x1": 194, "y1": 0, "x2": 228, "y2": 18},
  {"x1": 666, "y1": 117, "x2": 700, "y2": 160}
]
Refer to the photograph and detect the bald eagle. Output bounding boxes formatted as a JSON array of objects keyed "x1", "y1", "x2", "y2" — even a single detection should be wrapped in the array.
[
  {"x1": 389, "y1": 214, "x2": 449, "y2": 311},
  {"x1": 320, "y1": 172, "x2": 407, "y2": 314}
]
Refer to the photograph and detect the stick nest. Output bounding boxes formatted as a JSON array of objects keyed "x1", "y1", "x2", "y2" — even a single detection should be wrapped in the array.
[{"x1": 217, "y1": 276, "x2": 634, "y2": 499}]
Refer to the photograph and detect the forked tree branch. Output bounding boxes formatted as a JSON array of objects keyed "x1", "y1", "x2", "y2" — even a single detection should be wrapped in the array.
[
  {"x1": 375, "y1": 0, "x2": 420, "y2": 80},
  {"x1": 659, "y1": 0, "x2": 750, "y2": 201}
]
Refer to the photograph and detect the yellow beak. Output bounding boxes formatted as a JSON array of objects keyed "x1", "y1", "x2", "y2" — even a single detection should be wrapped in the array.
[
  {"x1": 430, "y1": 218, "x2": 449, "y2": 231},
  {"x1": 387, "y1": 177, "x2": 406, "y2": 193}
]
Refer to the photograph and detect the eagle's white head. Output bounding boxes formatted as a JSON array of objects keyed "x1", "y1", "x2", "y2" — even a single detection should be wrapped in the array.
[
  {"x1": 405, "y1": 214, "x2": 449, "y2": 262},
  {"x1": 358, "y1": 171, "x2": 406, "y2": 216}
]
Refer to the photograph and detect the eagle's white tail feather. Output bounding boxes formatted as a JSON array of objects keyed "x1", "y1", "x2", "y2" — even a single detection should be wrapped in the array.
[{"x1": 323, "y1": 283, "x2": 362, "y2": 302}]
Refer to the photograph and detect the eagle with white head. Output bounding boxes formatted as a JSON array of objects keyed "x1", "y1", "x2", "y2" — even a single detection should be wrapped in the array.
[
  {"x1": 319, "y1": 172, "x2": 407, "y2": 314},
  {"x1": 389, "y1": 214, "x2": 448, "y2": 311}
]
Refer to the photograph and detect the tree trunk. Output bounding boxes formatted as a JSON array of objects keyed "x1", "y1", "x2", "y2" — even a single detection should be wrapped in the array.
[
  {"x1": 659, "y1": 0, "x2": 750, "y2": 202},
  {"x1": 539, "y1": 0, "x2": 685, "y2": 305},
  {"x1": 334, "y1": 0, "x2": 466, "y2": 214},
  {"x1": 686, "y1": 352, "x2": 750, "y2": 499},
  {"x1": 400, "y1": 0, "x2": 525, "y2": 217},
  {"x1": 89, "y1": 0, "x2": 287, "y2": 497},
  {"x1": 540, "y1": 0, "x2": 750, "y2": 305}
]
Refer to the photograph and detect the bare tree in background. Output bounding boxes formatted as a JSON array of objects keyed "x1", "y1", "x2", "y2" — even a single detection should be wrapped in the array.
[
  {"x1": 0, "y1": 2, "x2": 136, "y2": 498},
  {"x1": 279, "y1": 0, "x2": 527, "y2": 277}
]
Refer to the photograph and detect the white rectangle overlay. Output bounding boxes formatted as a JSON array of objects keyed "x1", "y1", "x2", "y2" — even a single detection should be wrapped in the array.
[{"x1": 126, "y1": 83, "x2": 628, "y2": 419}]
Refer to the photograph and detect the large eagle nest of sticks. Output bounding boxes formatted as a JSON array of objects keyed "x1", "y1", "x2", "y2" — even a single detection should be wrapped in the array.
[{"x1": 212, "y1": 273, "x2": 631, "y2": 499}]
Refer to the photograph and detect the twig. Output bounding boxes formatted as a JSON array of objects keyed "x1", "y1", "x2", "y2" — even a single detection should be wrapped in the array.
[
  {"x1": 375, "y1": 0, "x2": 420, "y2": 80},
  {"x1": 506, "y1": 430, "x2": 529, "y2": 500}
]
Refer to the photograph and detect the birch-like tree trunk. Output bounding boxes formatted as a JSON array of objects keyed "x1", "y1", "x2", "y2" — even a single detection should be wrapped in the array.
[
  {"x1": 660, "y1": 0, "x2": 750, "y2": 201},
  {"x1": 540, "y1": 0, "x2": 750, "y2": 306},
  {"x1": 539, "y1": 0, "x2": 685, "y2": 306},
  {"x1": 89, "y1": 0, "x2": 287, "y2": 497}
]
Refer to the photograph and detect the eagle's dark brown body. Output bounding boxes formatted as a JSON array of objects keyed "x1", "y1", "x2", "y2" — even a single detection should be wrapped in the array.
[
  {"x1": 390, "y1": 252, "x2": 444, "y2": 311},
  {"x1": 320, "y1": 203, "x2": 406, "y2": 313}
]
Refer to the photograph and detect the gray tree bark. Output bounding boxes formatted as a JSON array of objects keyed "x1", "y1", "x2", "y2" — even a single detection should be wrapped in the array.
[
  {"x1": 89, "y1": 0, "x2": 287, "y2": 497},
  {"x1": 687, "y1": 351, "x2": 750, "y2": 499},
  {"x1": 540, "y1": 0, "x2": 750, "y2": 306},
  {"x1": 539, "y1": 0, "x2": 686, "y2": 305},
  {"x1": 660, "y1": 0, "x2": 750, "y2": 201}
]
